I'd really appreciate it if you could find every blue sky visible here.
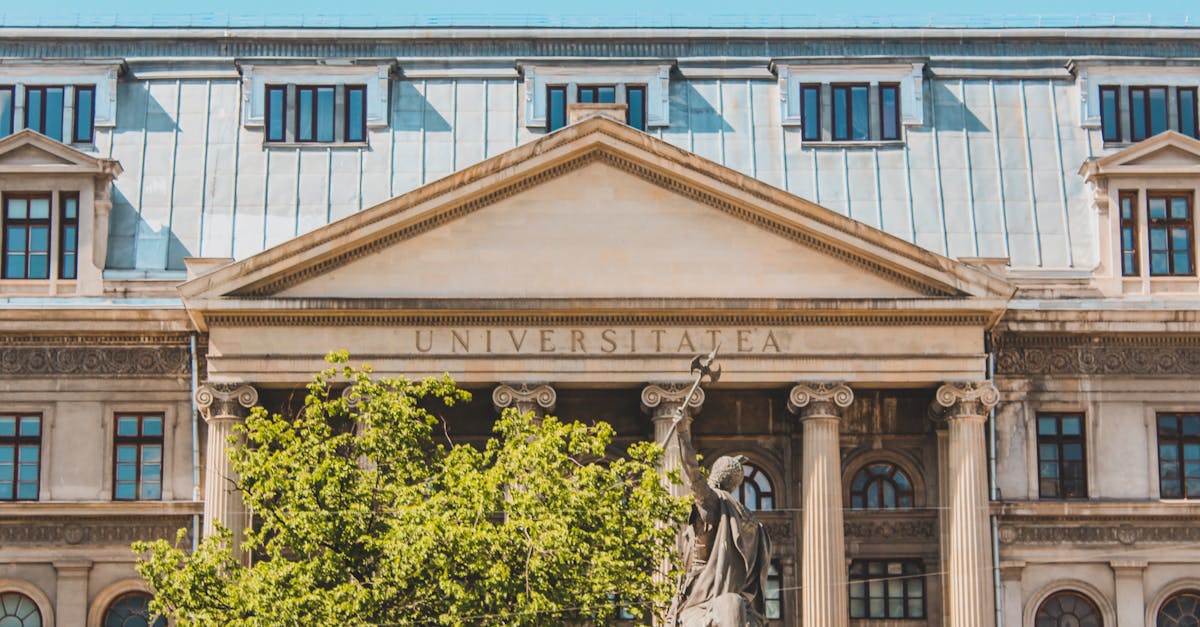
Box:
[0,0,1194,27]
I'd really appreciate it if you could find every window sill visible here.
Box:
[263,141,370,150]
[802,140,907,149]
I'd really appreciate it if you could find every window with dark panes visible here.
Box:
[849,559,925,620]
[832,84,869,141]
[577,85,616,104]
[25,86,65,141]
[1147,192,1193,276]
[1120,191,1139,276]
[0,414,40,501]
[265,85,286,143]
[1158,413,1200,499]
[114,413,164,501]
[850,462,914,509]
[1130,86,1168,142]
[1036,413,1088,499]
[729,463,775,511]
[765,561,782,621]
[1181,87,1198,140]
[3,194,52,280]
[0,86,13,139]
[1159,591,1200,626]
[1035,591,1103,627]
[102,592,166,627]
[73,85,95,143]
[1100,85,1121,142]
[59,193,78,280]
[880,83,900,140]
[626,85,646,131]
[345,85,366,142]
[296,85,335,143]
[547,85,567,132]
[800,84,821,141]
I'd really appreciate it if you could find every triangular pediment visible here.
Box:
[180,116,1012,314]
[1081,131,1200,180]
[0,129,122,176]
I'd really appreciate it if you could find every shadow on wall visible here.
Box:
[671,81,734,133]
[118,81,182,132]
[929,82,991,133]
[392,81,452,132]
[104,187,190,272]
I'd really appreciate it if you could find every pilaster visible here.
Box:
[1111,559,1147,627]
[788,381,854,627]
[53,560,91,627]
[196,382,258,559]
[998,561,1024,627]
[641,382,705,497]
[931,381,999,627]
[492,382,557,418]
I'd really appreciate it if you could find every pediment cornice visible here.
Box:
[0,129,122,177]
[1080,130,1200,182]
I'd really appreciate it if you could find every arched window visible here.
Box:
[0,592,42,627]
[102,592,165,627]
[730,462,774,511]
[1158,591,1200,627]
[850,463,914,510]
[1036,591,1102,627]
[764,561,783,621]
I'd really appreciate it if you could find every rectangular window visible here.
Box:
[113,413,163,501]
[1180,87,1198,140]
[0,86,13,139]
[765,561,783,620]
[1119,191,1139,276]
[547,85,567,132]
[1158,413,1200,499]
[3,194,52,280]
[832,84,869,141]
[265,85,286,143]
[626,85,646,131]
[577,85,616,104]
[344,85,366,143]
[0,414,40,501]
[849,559,925,619]
[800,84,821,142]
[59,193,78,280]
[1100,85,1121,142]
[24,86,64,142]
[296,86,335,143]
[1130,86,1168,142]
[73,85,94,143]
[1147,192,1193,276]
[879,83,901,141]
[1036,413,1088,499]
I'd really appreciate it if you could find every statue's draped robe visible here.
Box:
[672,488,771,626]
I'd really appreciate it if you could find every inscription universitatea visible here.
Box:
[406,327,785,355]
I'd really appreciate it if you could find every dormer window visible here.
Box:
[522,64,669,131]
[0,84,97,144]
[1078,64,1200,143]
[778,63,924,145]
[241,63,389,147]
[545,83,647,132]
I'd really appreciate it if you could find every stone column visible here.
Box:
[640,382,705,497]
[932,381,999,627]
[788,382,854,627]
[1111,560,1147,627]
[492,383,557,419]
[196,382,258,557]
[54,560,90,627]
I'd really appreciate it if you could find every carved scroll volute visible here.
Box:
[787,382,854,420]
[195,383,259,423]
[930,381,1000,422]
[640,382,705,420]
[493,383,557,416]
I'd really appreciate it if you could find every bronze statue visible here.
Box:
[667,351,771,626]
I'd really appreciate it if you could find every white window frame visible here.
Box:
[1077,64,1200,128]
[775,62,925,130]
[520,63,672,129]
[0,62,120,136]
[240,63,391,131]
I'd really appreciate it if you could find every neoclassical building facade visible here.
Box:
[0,24,1199,626]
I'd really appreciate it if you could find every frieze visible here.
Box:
[0,517,192,546]
[0,346,191,377]
[998,523,1200,545]
[994,334,1200,376]
[763,521,794,541]
[844,519,938,541]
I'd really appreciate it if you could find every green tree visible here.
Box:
[135,352,688,626]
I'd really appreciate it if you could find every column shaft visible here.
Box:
[196,382,258,559]
[641,383,704,498]
[801,415,848,627]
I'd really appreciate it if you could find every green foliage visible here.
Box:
[135,351,688,626]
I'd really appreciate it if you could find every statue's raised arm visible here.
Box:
[673,408,719,519]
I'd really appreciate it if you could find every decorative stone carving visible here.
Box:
[0,346,189,377]
[997,522,1200,545]
[994,334,1200,376]
[787,382,854,419]
[640,382,704,418]
[195,383,259,423]
[492,383,557,415]
[0,518,190,546]
[844,519,938,541]
[930,380,1000,421]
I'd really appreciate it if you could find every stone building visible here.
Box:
[0,22,1198,626]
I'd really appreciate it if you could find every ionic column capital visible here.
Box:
[787,382,854,420]
[492,383,557,415]
[196,382,259,424]
[931,381,999,422]
[640,382,704,420]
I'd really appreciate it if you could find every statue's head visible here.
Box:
[708,455,748,492]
